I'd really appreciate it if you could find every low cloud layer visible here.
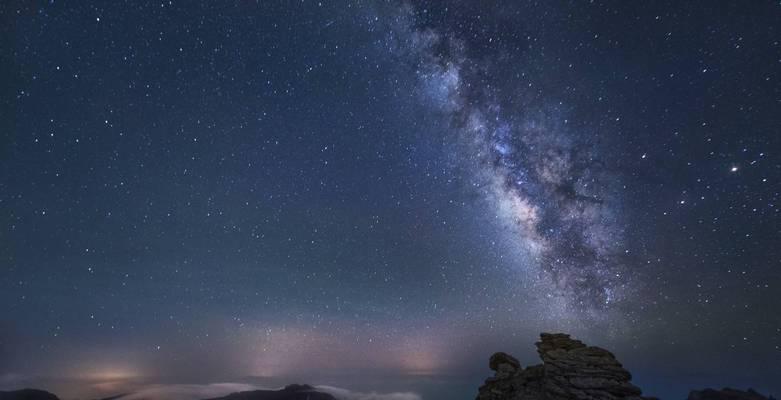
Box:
[317,385,422,400]
[116,383,260,400]
[113,383,421,400]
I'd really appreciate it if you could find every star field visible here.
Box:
[1,1,780,399]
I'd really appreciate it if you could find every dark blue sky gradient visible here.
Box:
[2,2,780,399]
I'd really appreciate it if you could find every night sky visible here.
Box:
[2,1,780,399]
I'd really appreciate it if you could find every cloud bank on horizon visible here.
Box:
[99,383,421,400]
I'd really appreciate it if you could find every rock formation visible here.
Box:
[477,333,654,400]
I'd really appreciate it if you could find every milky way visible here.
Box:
[385,5,632,312]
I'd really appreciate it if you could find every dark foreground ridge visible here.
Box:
[0,385,336,400]
[0,389,60,400]
[688,388,776,400]
[204,384,336,400]
[476,333,773,400]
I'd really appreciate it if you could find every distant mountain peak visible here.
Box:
[204,384,336,400]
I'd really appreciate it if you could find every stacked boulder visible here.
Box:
[477,333,655,400]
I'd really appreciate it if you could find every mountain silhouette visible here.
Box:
[0,389,60,400]
[203,384,336,400]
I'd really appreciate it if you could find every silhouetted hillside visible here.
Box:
[204,384,336,400]
[688,388,774,400]
[0,389,59,400]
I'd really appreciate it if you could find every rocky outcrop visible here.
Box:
[490,352,522,380]
[688,388,773,400]
[0,389,60,400]
[477,333,654,400]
